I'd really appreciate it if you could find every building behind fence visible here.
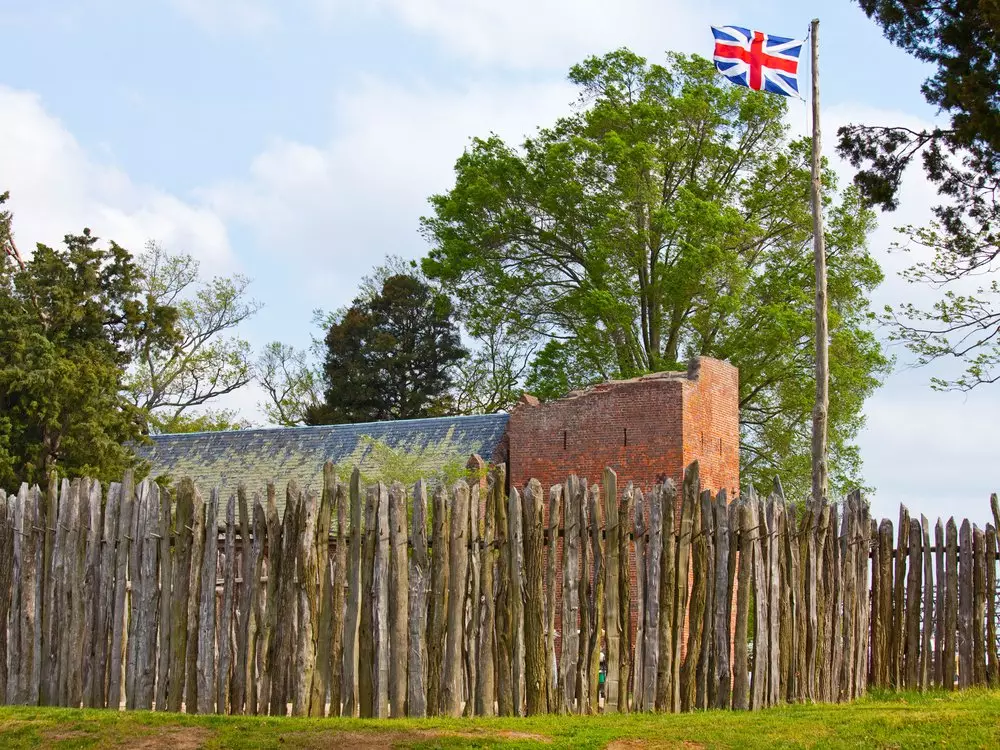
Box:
[0,461,998,716]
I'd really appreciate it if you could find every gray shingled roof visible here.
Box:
[139,414,509,504]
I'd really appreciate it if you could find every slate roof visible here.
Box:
[139,414,510,506]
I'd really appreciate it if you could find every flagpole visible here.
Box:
[809,17,829,505]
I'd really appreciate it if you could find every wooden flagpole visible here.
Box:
[809,17,829,505]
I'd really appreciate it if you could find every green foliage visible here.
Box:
[0,197,178,486]
[308,273,467,425]
[839,2,1000,390]
[339,434,476,488]
[126,241,259,429]
[149,408,251,434]
[254,341,323,426]
[423,51,888,498]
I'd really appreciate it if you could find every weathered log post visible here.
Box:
[933,519,946,689]
[428,484,450,715]
[586,482,604,715]
[601,472,619,713]
[408,480,430,718]
[522,479,547,716]
[891,505,910,689]
[309,467,335,717]
[920,515,933,691]
[441,482,470,716]
[463,483,480,718]
[985,523,998,687]
[696,488,715,710]
[546,484,562,713]
[357,484,379,717]
[655,479,676,712]
[270,483,301,715]
[944,518,958,690]
[642,484,663,710]
[330,481,348,717]
[475,468,501,717]
[257,483,280,712]
[672,463,697,713]
[495,473,514,716]
[196,488,220,714]
[958,520,973,688]
[183,483,205,713]
[618,482,634,713]
[293,491,320,716]
[371,483,390,719]
[576,479,591,714]
[905,518,922,690]
[387,482,409,718]
[714,489,731,709]
[972,525,986,686]
[342,470,363,716]
[633,487,647,711]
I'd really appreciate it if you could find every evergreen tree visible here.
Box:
[0,195,178,485]
[308,273,466,424]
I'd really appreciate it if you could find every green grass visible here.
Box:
[0,689,998,749]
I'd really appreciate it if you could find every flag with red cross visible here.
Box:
[711,25,804,98]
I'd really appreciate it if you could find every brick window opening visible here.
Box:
[562,430,567,450]
[623,427,628,447]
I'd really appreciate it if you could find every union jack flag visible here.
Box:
[711,25,804,98]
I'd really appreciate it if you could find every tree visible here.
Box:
[838,1,1000,390]
[0,196,178,486]
[423,50,889,497]
[152,409,251,434]
[254,341,323,426]
[308,273,467,424]
[125,241,260,432]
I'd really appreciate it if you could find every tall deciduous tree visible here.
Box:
[125,240,260,433]
[255,341,323,426]
[308,273,467,425]
[423,50,889,497]
[839,1,999,391]
[0,196,178,485]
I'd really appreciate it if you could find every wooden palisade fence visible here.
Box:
[0,461,997,715]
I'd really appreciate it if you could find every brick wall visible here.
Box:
[502,356,740,670]
[506,356,739,498]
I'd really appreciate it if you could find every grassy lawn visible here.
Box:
[0,689,997,749]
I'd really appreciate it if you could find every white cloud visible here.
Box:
[360,0,722,68]
[200,75,577,302]
[167,0,278,33]
[0,86,234,274]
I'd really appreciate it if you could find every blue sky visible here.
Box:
[1,0,995,524]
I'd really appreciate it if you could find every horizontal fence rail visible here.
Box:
[0,461,998,716]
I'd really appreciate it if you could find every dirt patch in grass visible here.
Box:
[117,727,213,749]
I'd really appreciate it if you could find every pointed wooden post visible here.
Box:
[388,482,409,717]
[522,479,547,716]
[546,484,562,713]
[408,480,430,718]
[342,470,363,717]
[441,482,469,716]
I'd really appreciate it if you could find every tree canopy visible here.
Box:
[0,197,178,486]
[423,50,888,497]
[307,273,467,425]
[125,241,260,432]
[839,1,1000,390]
